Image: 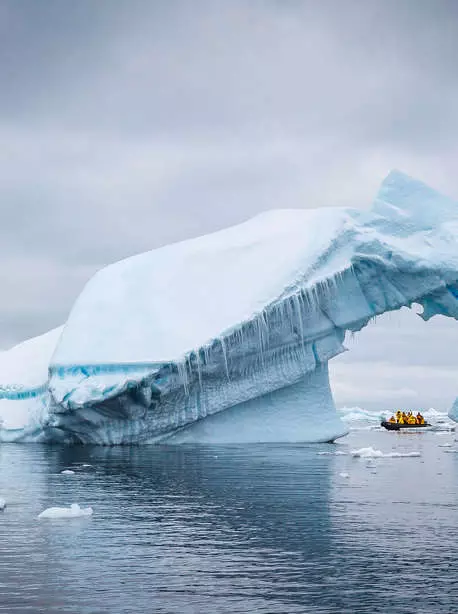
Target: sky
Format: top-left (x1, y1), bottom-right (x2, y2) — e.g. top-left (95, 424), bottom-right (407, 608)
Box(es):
top-left (1, 0), bottom-right (457, 410)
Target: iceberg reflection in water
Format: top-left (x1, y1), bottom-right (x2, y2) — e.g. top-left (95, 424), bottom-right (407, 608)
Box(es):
top-left (0, 428), bottom-right (456, 613)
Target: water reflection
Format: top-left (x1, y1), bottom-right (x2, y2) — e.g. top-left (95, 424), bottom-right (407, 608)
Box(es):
top-left (0, 435), bottom-right (456, 614)
top-left (1, 444), bottom-right (335, 613)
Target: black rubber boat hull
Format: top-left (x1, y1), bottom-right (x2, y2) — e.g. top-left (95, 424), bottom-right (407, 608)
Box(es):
top-left (381, 421), bottom-right (431, 431)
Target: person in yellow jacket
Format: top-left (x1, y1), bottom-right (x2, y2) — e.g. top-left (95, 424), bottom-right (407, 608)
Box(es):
top-left (407, 414), bottom-right (417, 424)
top-left (388, 415), bottom-right (396, 423)
top-left (416, 412), bottom-right (425, 425)
top-left (396, 410), bottom-right (402, 423)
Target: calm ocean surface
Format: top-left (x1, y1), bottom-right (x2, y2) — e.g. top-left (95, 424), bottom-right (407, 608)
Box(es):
top-left (0, 427), bottom-right (457, 613)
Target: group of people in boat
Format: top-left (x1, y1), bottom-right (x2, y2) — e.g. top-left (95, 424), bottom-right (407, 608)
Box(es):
top-left (388, 410), bottom-right (425, 425)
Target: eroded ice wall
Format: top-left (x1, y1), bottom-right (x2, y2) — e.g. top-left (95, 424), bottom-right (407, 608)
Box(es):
top-left (1, 171), bottom-right (458, 444)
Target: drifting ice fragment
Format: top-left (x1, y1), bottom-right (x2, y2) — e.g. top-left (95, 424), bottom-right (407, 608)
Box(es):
top-left (60, 469), bottom-right (75, 475)
top-left (0, 498), bottom-right (6, 510)
top-left (38, 503), bottom-right (93, 519)
top-left (351, 447), bottom-right (420, 458)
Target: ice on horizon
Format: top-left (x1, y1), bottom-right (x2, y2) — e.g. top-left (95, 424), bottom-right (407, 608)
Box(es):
top-left (1, 170), bottom-right (458, 445)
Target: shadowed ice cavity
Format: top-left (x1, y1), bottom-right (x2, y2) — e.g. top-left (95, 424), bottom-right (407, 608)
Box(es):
top-left (1, 170), bottom-right (458, 444)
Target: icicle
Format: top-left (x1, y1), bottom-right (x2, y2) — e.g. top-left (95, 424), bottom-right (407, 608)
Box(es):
top-left (293, 293), bottom-right (307, 362)
top-left (255, 319), bottom-right (265, 366)
top-left (195, 350), bottom-right (203, 390)
top-left (220, 338), bottom-right (230, 380)
top-left (177, 359), bottom-right (189, 395)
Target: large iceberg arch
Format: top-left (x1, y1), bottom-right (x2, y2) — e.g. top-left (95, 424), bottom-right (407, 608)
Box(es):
top-left (1, 171), bottom-right (458, 444)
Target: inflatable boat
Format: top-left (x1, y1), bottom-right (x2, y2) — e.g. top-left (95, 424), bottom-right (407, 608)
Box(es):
top-left (381, 421), bottom-right (431, 431)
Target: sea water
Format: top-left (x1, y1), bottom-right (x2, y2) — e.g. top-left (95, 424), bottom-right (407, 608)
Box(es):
top-left (0, 410), bottom-right (456, 613)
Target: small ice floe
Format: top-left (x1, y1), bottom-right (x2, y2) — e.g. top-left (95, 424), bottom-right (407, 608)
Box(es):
top-left (60, 469), bottom-right (75, 475)
top-left (38, 503), bottom-right (93, 519)
top-left (0, 498), bottom-right (6, 510)
top-left (351, 446), bottom-right (420, 458)
top-left (318, 450), bottom-right (347, 456)
top-left (339, 472), bottom-right (350, 479)
top-left (439, 443), bottom-right (452, 448)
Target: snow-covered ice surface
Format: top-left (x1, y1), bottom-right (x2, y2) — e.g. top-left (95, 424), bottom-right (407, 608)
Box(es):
top-left (0, 327), bottom-right (63, 442)
top-left (1, 171), bottom-right (458, 444)
top-left (37, 503), bottom-right (93, 519)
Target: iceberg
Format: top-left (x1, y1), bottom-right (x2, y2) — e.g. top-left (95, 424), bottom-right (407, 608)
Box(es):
top-left (1, 171), bottom-right (458, 444)
top-left (449, 398), bottom-right (458, 422)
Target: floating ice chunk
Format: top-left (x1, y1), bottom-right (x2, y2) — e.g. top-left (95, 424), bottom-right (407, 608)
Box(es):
top-left (386, 452), bottom-right (421, 457)
top-left (38, 503), bottom-right (93, 519)
top-left (318, 450), bottom-right (347, 456)
top-left (352, 447), bottom-right (383, 458)
top-left (0, 498), bottom-right (6, 510)
top-left (339, 472), bottom-right (350, 478)
top-left (439, 443), bottom-right (452, 448)
top-left (60, 469), bottom-right (75, 475)
top-left (351, 446), bottom-right (420, 458)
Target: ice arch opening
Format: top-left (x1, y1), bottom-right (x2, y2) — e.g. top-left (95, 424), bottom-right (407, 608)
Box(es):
top-left (1, 170), bottom-right (458, 444)
top-left (331, 306), bottom-right (458, 414)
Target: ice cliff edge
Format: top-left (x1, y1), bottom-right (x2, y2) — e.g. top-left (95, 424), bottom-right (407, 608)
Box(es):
top-left (1, 170), bottom-right (458, 444)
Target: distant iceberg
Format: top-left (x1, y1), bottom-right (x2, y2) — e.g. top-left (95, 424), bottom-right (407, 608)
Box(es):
top-left (449, 398), bottom-right (458, 422)
top-left (1, 171), bottom-right (458, 444)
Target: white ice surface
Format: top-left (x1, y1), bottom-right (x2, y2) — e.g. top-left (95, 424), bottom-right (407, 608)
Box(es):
top-left (0, 327), bottom-right (63, 390)
top-left (0, 327), bottom-right (63, 435)
top-left (52, 209), bottom-right (350, 365)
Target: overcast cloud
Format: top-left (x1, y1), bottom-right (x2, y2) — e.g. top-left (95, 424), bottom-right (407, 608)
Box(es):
top-left (1, 0), bottom-right (457, 410)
